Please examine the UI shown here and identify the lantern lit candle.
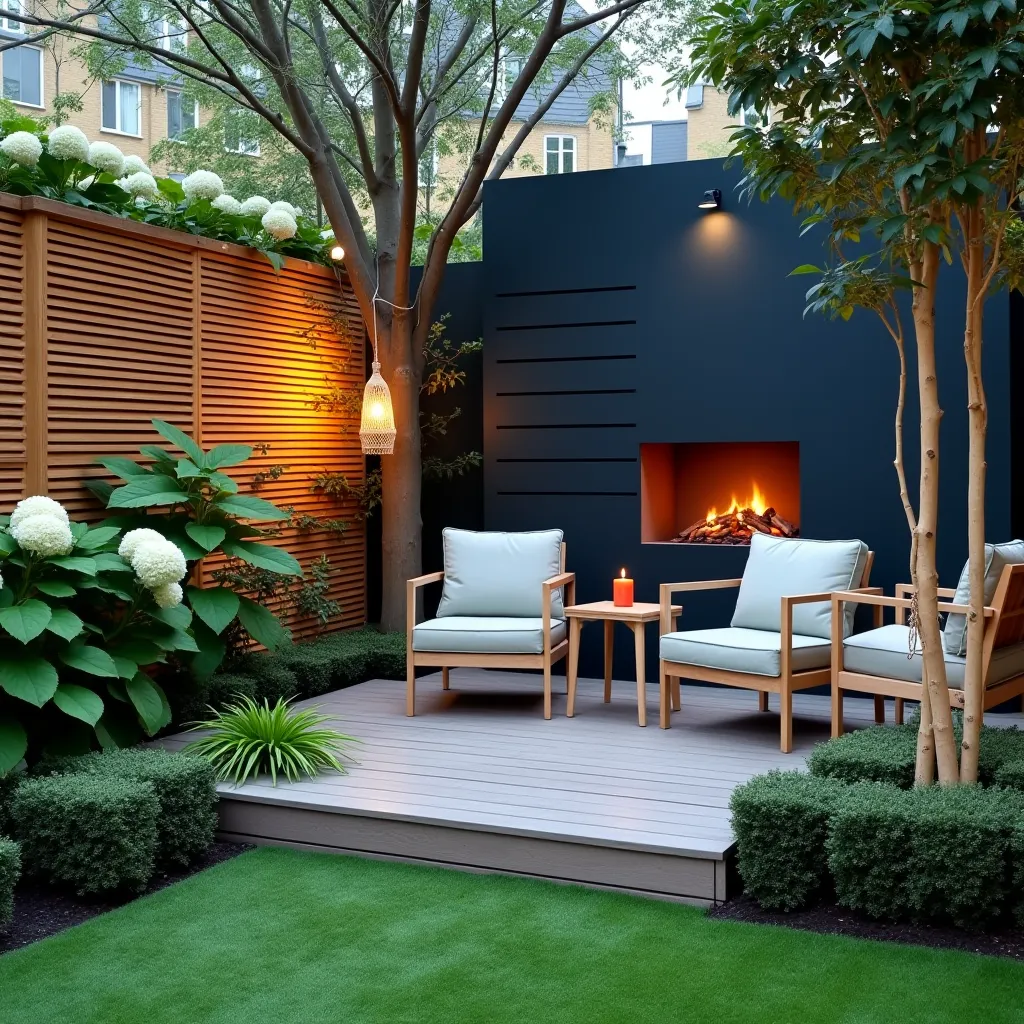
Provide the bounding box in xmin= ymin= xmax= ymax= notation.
xmin=613 ymin=568 xmax=634 ymax=607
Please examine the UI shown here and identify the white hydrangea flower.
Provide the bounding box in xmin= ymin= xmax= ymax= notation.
xmin=182 ymin=169 xmax=224 ymax=201
xmin=131 ymin=539 xmax=187 ymax=589
xmin=47 ymin=125 xmax=90 ymax=162
xmin=87 ymin=141 xmax=125 ymax=176
xmin=151 ymin=581 xmax=183 ymax=608
xmin=262 ymin=209 xmax=297 ymax=241
xmin=10 ymin=496 xmax=70 ymax=531
xmin=0 ymin=568 xmax=3 ymax=590
xmin=119 ymin=171 xmax=160 ymax=200
xmin=118 ymin=527 xmax=170 ymax=563
xmin=212 ymin=194 xmax=243 ymax=215
xmin=1 ymin=131 xmax=42 ymax=168
xmin=122 ymin=154 xmax=150 ymax=175
xmin=268 ymin=200 xmax=297 ymax=218
xmin=240 ymin=195 xmax=271 ymax=217
xmin=11 ymin=514 xmax=75 ymax=558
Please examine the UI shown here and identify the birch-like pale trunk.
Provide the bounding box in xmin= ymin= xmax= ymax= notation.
xmin=912 ymin=239 xmax=960 ymax=785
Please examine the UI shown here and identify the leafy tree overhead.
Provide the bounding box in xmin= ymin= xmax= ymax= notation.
xmin=20 ymin=0 xmax=686 ymax=628
xmin=678 ymin=0 xmax=1024 ymax=783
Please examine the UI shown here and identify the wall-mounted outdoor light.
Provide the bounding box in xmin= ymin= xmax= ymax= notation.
xmin=698 ymin=189 xmax=722 ymax=211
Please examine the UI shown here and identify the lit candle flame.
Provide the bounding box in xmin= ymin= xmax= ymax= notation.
xmin=620 ymin=568 xmax=626 ymax=579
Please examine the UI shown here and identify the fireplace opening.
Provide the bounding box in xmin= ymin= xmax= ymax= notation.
xmin=640 ymin=441 xmax=800 ymax=545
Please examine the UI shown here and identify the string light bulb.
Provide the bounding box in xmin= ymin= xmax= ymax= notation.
xmin=330 ymin=244 xmax=345 ymax=261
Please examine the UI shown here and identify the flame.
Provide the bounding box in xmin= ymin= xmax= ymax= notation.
xmin=620 ymin=568 xmax=627 ymax=579
xmin=706 ymin=481 xmax=769 ymax=523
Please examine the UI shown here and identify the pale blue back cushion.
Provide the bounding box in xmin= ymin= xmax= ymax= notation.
xmin=943 ymin=540 xmax=1024 ymax=656
xmin=436 ymin=528 xmax=564 ymax=619
xmin=731 ymin=534 xmax=869 ymax=640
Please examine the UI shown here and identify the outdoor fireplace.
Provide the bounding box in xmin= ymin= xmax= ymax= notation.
xmin=640 ymin=441 xmax=800 ymax=545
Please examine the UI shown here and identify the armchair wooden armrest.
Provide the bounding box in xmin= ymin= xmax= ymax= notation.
xmin=895 ymin=583 xmax=957 ymax=624
xmin=541 ymin=571 xmax=575 ymax=654
xmin=831 ymin=589 xmax=996 ymax=619
xmin=658 ymin=578 xmax=742 ymax=636
xmin=406 ymin=571 xmax=445 ymax=634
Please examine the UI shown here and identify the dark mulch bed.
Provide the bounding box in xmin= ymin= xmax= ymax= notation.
xmin=709 ymin=893 xmax=1024 ymax=960
xmin=0 ymin=841 xmax=253 ymax=955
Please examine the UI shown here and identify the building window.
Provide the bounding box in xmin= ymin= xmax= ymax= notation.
xmin=225 ymin=119 xmax=260 ymax=156
xmin=156 ymin=17 xmax=187 ymax=53
xmin=544 ymin=135 xmax=575 ymax=174
xmin=166 ymin=89 xmax=197 ymax=140
xmin=738 ymin=104 xmax=768 ymax=128
xmin=2 ymin=46 xmax=42 ymax=107
xmin=1 ymin=0 xmax=23 ymax=32
xmin=101 ymin=80 xmax=141 ymax=136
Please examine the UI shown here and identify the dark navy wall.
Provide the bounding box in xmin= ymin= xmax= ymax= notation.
xmin=479 ymin=158 xmax=1017 ymax=680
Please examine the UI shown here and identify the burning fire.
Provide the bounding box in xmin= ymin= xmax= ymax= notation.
xmin=706 ymin=482 xmax=769 ymax=524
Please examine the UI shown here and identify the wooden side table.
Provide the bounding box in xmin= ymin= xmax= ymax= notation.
xmin=565 ymin=601 xmax=681 ymax=726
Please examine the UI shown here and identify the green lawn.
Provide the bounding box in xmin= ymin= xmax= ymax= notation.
xmin=1 ymin=848 xmax=1022 ymax=1024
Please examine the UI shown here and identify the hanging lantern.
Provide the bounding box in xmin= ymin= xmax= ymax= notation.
xmin=359 ymin=360 xmax=396 ymax=455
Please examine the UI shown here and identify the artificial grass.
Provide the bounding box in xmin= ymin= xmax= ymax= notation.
xmin=1 ymin=848 xmax=1023 ymax=1024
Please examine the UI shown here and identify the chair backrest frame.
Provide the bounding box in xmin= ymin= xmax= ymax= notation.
xmin=982 ymin=563 xmax=1024 ymax=675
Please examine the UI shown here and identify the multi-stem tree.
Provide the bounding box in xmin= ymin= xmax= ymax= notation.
xmin=19 ymin=0 xmax=683 ymax=629
xmin=679 ymin=0 xmax=1024 ymax=782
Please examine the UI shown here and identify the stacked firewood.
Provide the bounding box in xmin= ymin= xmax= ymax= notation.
xmin=672 ymin=507 xmax=799 ymax=545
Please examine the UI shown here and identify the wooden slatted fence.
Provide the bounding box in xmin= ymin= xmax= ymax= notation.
xmin=0 ymin=194 xmax=366 ymax=636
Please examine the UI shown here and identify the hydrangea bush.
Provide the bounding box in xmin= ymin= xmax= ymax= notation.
xmin=0 ymin=114 xmax=330 ymax=271
xmin=0 ymin=497 xmax=196 ymax=773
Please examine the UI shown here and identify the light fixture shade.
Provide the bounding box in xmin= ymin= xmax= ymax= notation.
xmin=698 ymin=188 xmax=722 ymax=210
xmin=359 ymin=361 xmax=396 ymax=455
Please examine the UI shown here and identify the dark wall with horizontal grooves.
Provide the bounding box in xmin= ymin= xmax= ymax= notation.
xmin=481 ymin=159 xmax=1017 ymax=682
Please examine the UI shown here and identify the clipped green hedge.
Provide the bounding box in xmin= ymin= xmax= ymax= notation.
xmin=827 ymin=782 xmax=1024 ymax=929
xmin=12 ymin=774 xmax=159 ymax=894
xmin=0 ymin=837 xmax=20 ymax=928
xmin=228 ymin=652 xmax=300 ymax=704
xmin=976 ymin=725 xmax=1024 ymax=786
xmin=0 ymin=769 xmax=23 ymax=837
xmin=808 ymin=725 xmax=918 ymax=789
xmin=730 ymin=771 xmax=847 ymax=912
xmin=1011 ymin=823 xmax=1024 ymax=927
xmin=994 ymin=758 xmax=1024 ymax=791
xmin=60 ymin=749 xmax=216 ymax=867
xmin=278 ymin=628 xmax=405 ymax=698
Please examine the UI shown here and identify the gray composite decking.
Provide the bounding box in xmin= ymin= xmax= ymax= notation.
xmin=161 ymin=671 xmax=993 ymax=905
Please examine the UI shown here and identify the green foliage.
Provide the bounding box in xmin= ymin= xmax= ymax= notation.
xmin=12 ymin=773 xmax=159 ymax=894
xmin=0 ymin=768 xmax=22 ymax=837
xmin=1012 ymin=822 xmax=1024 ymax=927
xmin=279 ymin=628 xmax=406 ymax=698
xmin=56 ymin=749 xmax=216 ymax=867
xmin=0 ymin=836 xmax=19 ymax=928
xmin=730 ymin=771 xmax=846 ymax=911
xmin=807 ymin=725 xmax=918 ymax=789
xmin=185 ymin=696 xmax=356 ymax=786
xmin=0 ymin=115 xmax=333 ymax=271
xmin=826 ymin=783 xmax=1024 ymax=929
xmin=994 ymin=758 xmax=1024 ymax=792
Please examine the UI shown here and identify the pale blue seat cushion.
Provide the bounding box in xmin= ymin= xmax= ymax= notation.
xmin=413 ymin=616 xmax=567 ymax=655
xmin=845 ymin=624 xmax=1024 ymax=687
xmin=943 ymin=540 xmax=1024 ymax=656
xmin=436 ymin=528 xmax=564 ymax=619
xmin=659 ymin=627 xmax=832 ymax=677
xmin=731 ymin=534 xmax=869 ymax=640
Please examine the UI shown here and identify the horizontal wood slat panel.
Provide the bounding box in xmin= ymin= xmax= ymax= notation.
xmin=0 ymin=199 xmax=366 ymax=638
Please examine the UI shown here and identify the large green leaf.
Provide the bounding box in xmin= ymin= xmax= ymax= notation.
xmin=166 ymin=627 xmax=200 ymax=654
xmin=188 ymin=619 xmax=226 ymax=678
xmin=92 ymin=552 xmax=134 ymax=573
xmin=46 ymin=607 xmax=84 ymax=641
xmin=176 ymin=459 xmax=206 ymax=480
xmin=49 ymin=556 xmax=98 ymax=576
xmin=53 ymin=682 xmax=104 ymax=726
xmin=111 ymin=655 xmax=138 ymax=680
xmin=204 ymin=443 xmax=252 ymax=470
xmin=151 ymin=602 xmax=192 ymax=630
xmin=95 ymin=705 xmax=143 ymax=750
xmin=0 ymin=654 xmax=58 ymax=706
xmin=35 ymin=580 xmax=77 ymax=598
xmin=107 ymin=474 xmax=186 ymax=509
xmin=97 ymin=455 xmax=151 ymax=479
xmin=0 ymin=600 xmax=52 ymax=643
xmin=60 ymin=643 xmax=119 ymax=678
xmin=0 ymin=718 xmax=27 ymax=774
xmin=108 ymin=638 xmax=165 ymax=665
xmin=187 ymin=585 xmax=240 ymax=635
xmin=236 ymin=596 xmax=290 ymax=651
xmin=184 ymin=523 xmax=226 ymax=552
xmin=127 ymin=673 xmax=169 ymax=735
xmin=0 ymin=532 xmax=16 ymax=556
xmin=221 ymin=539 xmax=302 ymax=576
xmin=74 ymin=526 xmax=121 ymax=551
xmin=151 ymin=419 xmax=205 ymax=467
xmin=213 ymin=494 xmax=289 ymax=522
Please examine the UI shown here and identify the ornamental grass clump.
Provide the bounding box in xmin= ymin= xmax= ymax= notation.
xmin=185 ymin=696 xmax=356 ymax=786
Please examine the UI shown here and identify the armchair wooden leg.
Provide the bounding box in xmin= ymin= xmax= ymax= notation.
xmin=671 ymin=679 xmax=680 ymax=712
xmin=543 ymin=658 xmax=552 ymax=721
xmin=831 ymin=684 xmax=843 ymax=738
xmin=659 ymin=664 xmax=671 ymax=729
xmin=603 ymin=620 xmax=613 ymax=703
xmin=873 ymin=695 xmax=885 ymax=724
xmin=758 ymin=691 xmax=769 ymax=713
xmin=780 ymin=687 xmax=793 ymax=754
xmin=406 ymin=661 xmax=416 ymax=717
xmin=442 ymin=667 xmax=450 ymax=691
xmin=895 ymin=697 xmax=905 ymax=725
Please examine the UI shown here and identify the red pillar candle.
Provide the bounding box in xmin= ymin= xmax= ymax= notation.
xmin=613 ymin=568 xmax=634 ymax=607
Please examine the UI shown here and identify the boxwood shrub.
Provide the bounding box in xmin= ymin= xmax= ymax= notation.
xmin=807 ymin=725 xmax=918 ymax=788
xmin=1011 ymin=822 xmax=1024 ymax=927
xmin=729 ymin=771 xmax=846 ymax=911
xmin=279 ymin=627 xmax=405 ymax=698
xmin=60 ymin=749 xmax=217 ymax=867
xmin=12 ymin=774 xmax=159 ymax=894
xmin=0 ymin=837 xmax=20 ymax=928
xmin=994 ymin=758 xmax=1024 ymax=791
xmin=0 ymin=769 xmax=23 ymax=837
xmin=827 ymin=782 xmax=1024 ymax=929
xmin=228 ymin=652 xmax=300 ymax=704
xmin=976 ymin=725 xmax=1024 ymax=786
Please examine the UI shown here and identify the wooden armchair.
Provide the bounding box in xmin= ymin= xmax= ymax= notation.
xmin=406 ymin=529 xmax=575 ymax=720
xmin=658 ymin=535 xmax=875 ymax=753
xmin=830 ymin=563 xmax=1024 ymax=736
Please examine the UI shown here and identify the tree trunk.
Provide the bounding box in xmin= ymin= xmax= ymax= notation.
xmin=960 ymin=200 xmax=988 ymax=783
xmin=912 ymin=240 xmax=959 ymax=785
